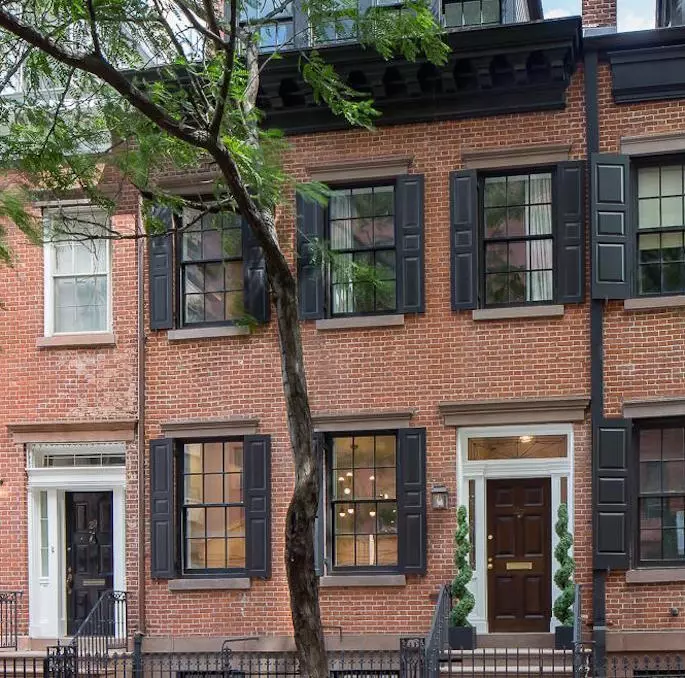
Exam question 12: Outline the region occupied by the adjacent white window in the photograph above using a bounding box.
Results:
[44,209,111,335]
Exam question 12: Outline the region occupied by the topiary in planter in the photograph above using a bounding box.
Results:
[553,503,575,649]
[450,505,475,628]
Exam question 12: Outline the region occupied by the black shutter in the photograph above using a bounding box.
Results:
[450,170,479,310]
[556,161,585,304]
[594,419,631,570]
[591,154,632,299]
[245,435,271,578]
[150,438,176,579]
[398,428,427,575]
[148,206,174,330]
[296,194,325,320]
[396,175,425,313]
[242,221,270,323]
[314,432,325,576]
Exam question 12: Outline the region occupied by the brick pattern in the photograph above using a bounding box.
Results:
[582,0,617,28]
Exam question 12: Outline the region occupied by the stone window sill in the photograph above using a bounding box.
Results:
[472,305,565,321]
[624,295,685,312]
[167,326,250,341]
[626,568,685,584]
[168,577,251,591]
[319,575,406,588]
[37,333,116,349]
[315,315,405,331]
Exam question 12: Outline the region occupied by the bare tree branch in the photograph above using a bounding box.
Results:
[172,0,226,46]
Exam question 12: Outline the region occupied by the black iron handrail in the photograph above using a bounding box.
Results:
[573,583,582,645]
[0,591,22,649]
[425,584,451,678]
[69,590,127,657]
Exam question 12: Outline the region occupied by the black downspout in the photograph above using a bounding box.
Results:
[584,48,607,674]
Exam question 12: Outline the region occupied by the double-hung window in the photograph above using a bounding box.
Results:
[297,175,425,320]
[329,433,398,568]
[329,185,397,316]
[482,172,554,306]
[179,209,244,326]
[182,440,246,573]
[451,162,585,310]
[637,423,685,565]
[44,209,111,335]
[147,204,269,331]
[149,435,271,579]
[313,428,426,577]
[636,163,685,296]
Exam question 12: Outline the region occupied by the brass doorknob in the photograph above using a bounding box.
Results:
[488,535,493,541]
[487,564,493,570]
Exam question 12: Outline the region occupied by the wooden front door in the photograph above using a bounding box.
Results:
[66,492,114,634]
[487,478,551,633]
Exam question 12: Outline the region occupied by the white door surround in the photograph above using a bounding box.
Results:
[456,424,574,635]
[27,445,126,639]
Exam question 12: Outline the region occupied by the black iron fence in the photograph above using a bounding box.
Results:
[70,591,128,657]
[0,591,21,650]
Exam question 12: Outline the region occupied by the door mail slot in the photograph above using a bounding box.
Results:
[81,579,106,587]
[505,562,533,571]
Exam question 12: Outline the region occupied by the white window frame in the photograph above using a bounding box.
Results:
[43,207,112,337]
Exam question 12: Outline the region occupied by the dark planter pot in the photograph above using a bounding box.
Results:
[448,626,477,650]
[555,626,574,650]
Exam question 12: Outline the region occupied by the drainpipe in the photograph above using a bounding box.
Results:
[136,197,147,636]
[584,47,607,671]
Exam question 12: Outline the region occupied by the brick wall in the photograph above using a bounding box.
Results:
[141,71,591,640]
[0,207,141,636]
[582,0,617,28]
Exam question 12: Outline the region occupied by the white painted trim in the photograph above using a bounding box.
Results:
[456,423,574,635]
[42,210,113,338]
[27,465,126,638]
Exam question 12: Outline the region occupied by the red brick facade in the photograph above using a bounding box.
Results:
[1,0,684,655]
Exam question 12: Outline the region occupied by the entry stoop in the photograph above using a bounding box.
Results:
[439,647,577,677]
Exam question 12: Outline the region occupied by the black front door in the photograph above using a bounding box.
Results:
[66,492,114,634]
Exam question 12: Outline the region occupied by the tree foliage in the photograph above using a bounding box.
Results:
[450,505,475,628]
[0,2,447,675]
[553,502,575,627]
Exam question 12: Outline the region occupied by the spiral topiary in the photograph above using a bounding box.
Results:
[553,503,575,627]
[450,505,475,628]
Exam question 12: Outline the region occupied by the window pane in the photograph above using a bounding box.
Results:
[74,241,96,275]
[205,292,224,322]
[335,535,355,566]
[205,263,224,292]
[224,442,243,471]
[640,264,661,295]
[228,538,246,567]
[663,461,685,493]
[187,539,206,568]
[376,534,398,565]
[661,165,683,195]
[204,443,223,473]
[639,198,661,228]
[377,503,398,533]
[334,470,354,499]
[482,0,499,23]
[204,474,223,504]
[374,186,394,216]
[374,216,395,246]
[227,507,245,538]
[663,429,685,459]
[224,473,243,503]
[333,437,353,468]
[184,474,203,504]
[54,243,73,274]
[641,462,662,493]
[187,508,205,538]
[485,243,508,273]
[354,436,374,467]
[182,230,202,261]
[354,469,374,499]
[485,208,506,237]
[528,205,552,235]
[375,436,396,467]
[639,234,661,263]
[484,176,507,207]
[662,231,685,260]
[638,167,660,198]
[206,538,226,568]
[375,467,396,500]
[462,0,480,25]
[663,263,685,293]
[640,429,661,461]
[185,294,204,324]
[661,197,683,227]
[356,504,376,534]
[206,507,226,538]
[335,504,355,533]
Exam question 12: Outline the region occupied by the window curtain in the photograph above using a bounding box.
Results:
[526,175,553,302]
[330,194,355,313]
